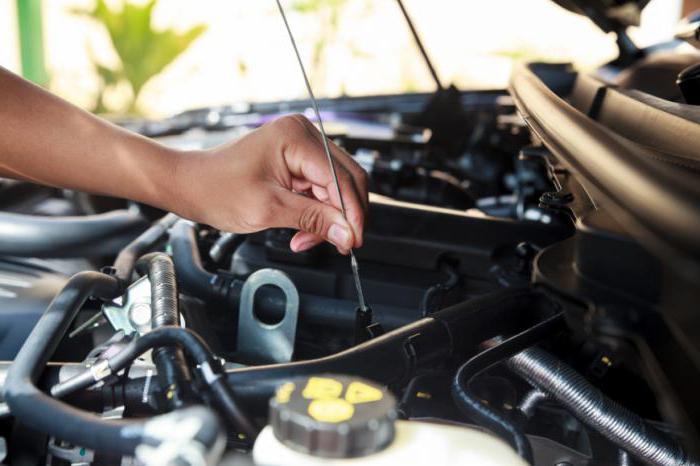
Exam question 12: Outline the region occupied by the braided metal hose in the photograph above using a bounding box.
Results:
[139,252,194,409]
[148,253,179,329]
[507,348,698,466]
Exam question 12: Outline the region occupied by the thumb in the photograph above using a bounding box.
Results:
[272,190,355,252]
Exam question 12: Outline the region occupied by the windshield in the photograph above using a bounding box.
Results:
[0,0,680,118]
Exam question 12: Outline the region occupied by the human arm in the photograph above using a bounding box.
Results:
[0,67,368,253]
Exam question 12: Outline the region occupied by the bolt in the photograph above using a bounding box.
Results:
[129,303,152,329]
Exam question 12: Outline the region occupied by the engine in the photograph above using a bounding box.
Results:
[0,64,698,466]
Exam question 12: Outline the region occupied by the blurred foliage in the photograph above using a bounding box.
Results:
[492,46,547,62]
[74,0,206,114]
[290,0,349,92]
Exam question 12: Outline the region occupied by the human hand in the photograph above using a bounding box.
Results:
[167,115,368,254]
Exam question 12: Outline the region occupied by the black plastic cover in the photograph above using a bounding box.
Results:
[0,259,67,359]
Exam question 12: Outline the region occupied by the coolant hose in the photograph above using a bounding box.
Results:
[55,326,258,439]
[3,271,223,459]
[220,288,559,416]
[168,220,220,300]
[450,313,563,464]
[113,327,258,439]
[507,348,698,466]
[113,212,179,282]
[168,221,420,330]
[0,210,148,258]
[135,252,194,409]
[48,288,559,426]
[453,356,533,463]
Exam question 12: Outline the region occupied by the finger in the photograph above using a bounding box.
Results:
[270,188,356,252]
[291,115,370,213]
[291,177,312,193]
[318,146,367,246]
[290,231,323,252]
[319,163,365,247]
[328,141,370,212]
[311,184,330,203]
[281,116,367,246]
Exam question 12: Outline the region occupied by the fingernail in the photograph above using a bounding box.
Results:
[328,223,351,248]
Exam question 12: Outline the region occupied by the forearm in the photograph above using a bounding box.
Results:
[0,68,368,251]
[0,67,180,209]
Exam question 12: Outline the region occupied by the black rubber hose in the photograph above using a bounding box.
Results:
[221,288,558,417]
[168,220,221,300]
[0,210,148,258]
[450,314,563,464]
[97,327,257,439]
[4,272,144,453]
[113,213,179,283]
[135,252,194,410]
[453,358,534,463]
[4,273,225,459]
[168,221,420,330]
[47,288,559,427]
[51,327,212,399]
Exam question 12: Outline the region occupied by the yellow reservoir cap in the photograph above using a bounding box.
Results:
[268,375,397,459]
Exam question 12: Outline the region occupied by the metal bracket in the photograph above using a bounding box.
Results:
[102,276,152,335]
[237,268,299,364]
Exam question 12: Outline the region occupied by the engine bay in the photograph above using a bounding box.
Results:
[2,4,700,465]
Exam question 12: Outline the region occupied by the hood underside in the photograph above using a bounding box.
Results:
[552,0,650,30]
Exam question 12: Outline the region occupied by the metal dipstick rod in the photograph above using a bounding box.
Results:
[275,0,369,314]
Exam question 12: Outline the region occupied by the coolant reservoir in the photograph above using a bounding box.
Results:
[253,375,527,466]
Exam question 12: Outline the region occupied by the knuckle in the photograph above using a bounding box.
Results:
[359,169,369,187]
[298,204,327,235]
[340,166,353,183]
[277,114,310,133]
[290,113,311,126]
[350,209,364,229]
[273,114,296,132]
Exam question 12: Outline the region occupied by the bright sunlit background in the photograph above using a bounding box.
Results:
[0,0,685,118]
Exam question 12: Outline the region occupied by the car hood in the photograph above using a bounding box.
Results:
[552,0,650,30]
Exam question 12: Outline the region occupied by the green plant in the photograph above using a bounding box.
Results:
[74,0,206,114]
[289,0,349,92]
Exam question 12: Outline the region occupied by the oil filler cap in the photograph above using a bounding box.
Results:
[269,375,397,458]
